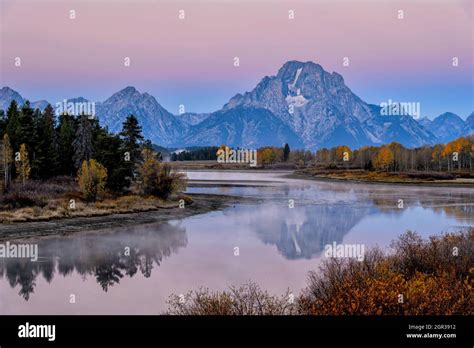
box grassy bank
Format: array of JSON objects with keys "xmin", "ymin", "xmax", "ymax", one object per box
[
  {"xmin": 293, "ymin": 168, "xmax": 474, "ymax": 185},
  {"xmin": 167, "ymin": 229, "xmax": 473, "ymax": 315},
  {"xmin": 0, "ymin": 177, "xmax": 192, "ymax": 223},
  {"xmin": 0, "ymin": 193, "xmax": 252, "ymax": 240}
]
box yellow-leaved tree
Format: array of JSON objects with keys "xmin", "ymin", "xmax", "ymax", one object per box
[
  {"xmin": 335, "ymin": 145, "xmax": 352, "ymax": 162},
  {"xmin": 77, "ymin": 159, "xmax": 108, "ymax": 202},
  {"xmin": 374, "ymin": 146, "xmax": 394, "ymax": 172},
  {"xmin": 1, "ymin": 134, "xmax": 13, "ymax": 191},
  {"xmin": 16, "ymin": 143, "xmax": 31, "ymax": 185},
  {"xmin": 258, "ymin": 147, "xmax": 276, "ymax": 166}
]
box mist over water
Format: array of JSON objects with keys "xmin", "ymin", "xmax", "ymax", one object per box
[{"xmin": 0, "ymin": 171, "xmax": 472, "ymax": 314}]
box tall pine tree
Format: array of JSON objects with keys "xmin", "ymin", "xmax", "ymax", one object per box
[
  {"xmin": 73, "ymin": 114, "xmax": 94, "ymax": 170},
  {"xmin": 120, "ymin": 114, "xmax": 144, "ymax": 179},
  {"xmin": 5, "ymin": 100, "xmax": 20, "ymax": 150},
  {"xmin": 93, "ymin": 128, "xmax": 129, "ymax": 192},
  {"xmin": 283, "ymin": 143, "xmax": 290, "ymax": 162},
  {"xmin": 34, "ymin": 105, "xmax": 57, "ymax": 179},
  {"xmin": 57, "ymin": 113, "xmax": 76, "ymax": 176},
  {"xmin": 16, "ymin": 101, "xmax": 35, "ymax": 150},
  {"xmin": 0, "ymin": 110, "xmax": 6, "ymax": 137}
]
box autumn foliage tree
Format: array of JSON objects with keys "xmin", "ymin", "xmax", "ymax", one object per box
[
  {"xmin": 258, "ymin": 147, "xmax": 277, "ymax": 166},
  {"xmin": 16, "ymin": 143, "xmax": 31, "ymax": 185},
  {"xmin": 335, "ymin": 145, "xmax": 352, "ymax": 162},
  {"xmin": 314, "ymin": 136, "xmax": 473, "ymax": 172},
  {"xmin": 0, "ymin": 134, "xmax": 13, "ymax": 191},
  {"xmin": 374, "ymin": 146, "xmax": 394, "ymax": 172},
  {"xmin": 138, "ymin": 148, "xmax": 186, "ymax": 199},
  {"xmin": 77, "ymin": 159, "xmax": 108, "ymax": 202}
]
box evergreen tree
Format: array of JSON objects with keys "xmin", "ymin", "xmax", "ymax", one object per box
[
  {"xmin": 34, "ymin": 105, "xmax": 57, "ymax": 179},
  {"xmin": 5, "ymin": 100, "xmax": 20, "ymax": 150},
  {"xmin": 57, "ymin": 113, "xmax": 76, "ymax": 176},
  {"xmin": 93, "ymin": 128, "xmax": 129, "ymax": 192},
  {"xmin": 0, "ymin": 110, "xmax": 6, "ymax": 137},
  {"xmin": 120, "ymin": 114, "xmax": 144, "ymax": 178},
  {"xmin": 16, "ymin": 101, "xmax": 35, "ymax": 151},
  {"xmin": 120, "ymin": 114, "xmax": 144, "ymax": 158},
  {"xmin": 283, "ymin": 143, "xmax": 290, "ymax": 162},
  {"xmin": 73, "ymin": 114, "xmax": 94, "ymax": 169},
  {"xmin": 30, "ymin": 108, "xmax": 43, "ymax": 178}
]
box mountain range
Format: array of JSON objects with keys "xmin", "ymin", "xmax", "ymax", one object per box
[{"xmin": 1, "ymin": 61, "xmax": 472, "ymax": 150}]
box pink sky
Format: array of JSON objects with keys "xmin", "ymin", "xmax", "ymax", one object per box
[{"xmin": 1, "ymin": 0, "xmax": 472, "ymax": 117}]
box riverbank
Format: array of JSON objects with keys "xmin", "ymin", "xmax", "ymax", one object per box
[
  {"xmin": 0, "ymin": 193, "xmax": 256, "ymax": 240},
  {"xmin": 291, "ymin": 168, "xmax": 474, "ymax": 187},
  {"xmin": 168, "ymin": 229, "xmax": 473, "ymax": 315},
  {"xmin": 172, "ymin": 162, "xmax": 474, "ymax": 186},
  {"xmin": 169, "ymin": 160, "xmax": 298, "ymax": 170}
]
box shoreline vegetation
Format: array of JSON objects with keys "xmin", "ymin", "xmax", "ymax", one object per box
[
  {"xmin": 168, "ymin": 136, "xmax": 474, "ymax": 186},
  {"xmin": 0, "ymin": 193, "xmax": 254, "ymax": 241},
  {"xmin": 167, "ymin": 229, "xmax": 473, "ymax": 315},
  {"xmin": 0, "ymin": 102, "xmax": 190, "ymax": 233},
  {"xmin": 291, "ymin": 168, "xmax": 474, "ymax": 186},
  {"xmin": 169, "ymin": 161, "xmax": 474, "ymax": 186}
]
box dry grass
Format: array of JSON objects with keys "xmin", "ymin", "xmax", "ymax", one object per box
[
  {"xmin": 167, "ymin": 229, "xmax": 473, "ymax": 315},
  {"xmin": 0, "ymin": 175, "xmax": 193, "ymax": 223},
  {"xmin": 167, "ymin": 283, "xmax": 297, "ymax": 315},
  {"xmin": 0, "ymin": 192, "xmax": 193, "ymax": 223},
  {"xmin": 294, "ymin": 168, "xmax": 474, "ymax": 185}
]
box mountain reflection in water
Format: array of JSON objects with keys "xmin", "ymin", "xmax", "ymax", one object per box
[{"xmin": 0, "ymin": 171, "xmax": 472, "ymax": 312}]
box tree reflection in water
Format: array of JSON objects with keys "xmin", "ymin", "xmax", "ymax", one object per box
[{"xmin": 0, "ymin": 222, "xmax": 187, "ymax": 300}]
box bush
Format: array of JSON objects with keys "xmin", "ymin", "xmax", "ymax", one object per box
[
  {"xmin": 77, "ymin": 159, "xmax": 108, "ymax": 202},
  {"xmin": 167, "ymin": 283, "xmax": 296, "ymax": 315},
  {"xmin": 139, "ymin": 149, "xmax": 187, "ymax": 199},
  {"xmin": 167, "ymin": 229, "xmax": 473, "ymax": 315},
  {"xmin": 0, "ymin": 191, "xmax": 45, "ymax": 208},
  {"xmin": 0, "ymin": 179, "xmax": 74, "ymax": 209},
  {"xmin": 299, "ymin": 229, "xmax": 473, "ymax": 315}
]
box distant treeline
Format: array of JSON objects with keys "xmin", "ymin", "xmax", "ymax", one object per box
[
  {"xmin": 205, "ymin": 138, "xmax": 474, "ymax": 171},
  {"xmin": 170, "ymin": 144, "xmax": 296, "ymax": 164},
  {"xmin": 170, "ymin": 147, "xmax": 219, "ymax": 161},
  {"xmin": 313, "ymin": 137, "xmax": 474, "ymax": 171}
]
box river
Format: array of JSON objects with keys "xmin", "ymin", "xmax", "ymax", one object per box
[{"xmin": 0, "ymin": 171, "xmax": 472, "ymax": 314}]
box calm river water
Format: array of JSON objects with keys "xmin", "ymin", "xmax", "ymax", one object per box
[{"xmin": 0, "ymin": 171, "xmax": 472, "ymax": 314}]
